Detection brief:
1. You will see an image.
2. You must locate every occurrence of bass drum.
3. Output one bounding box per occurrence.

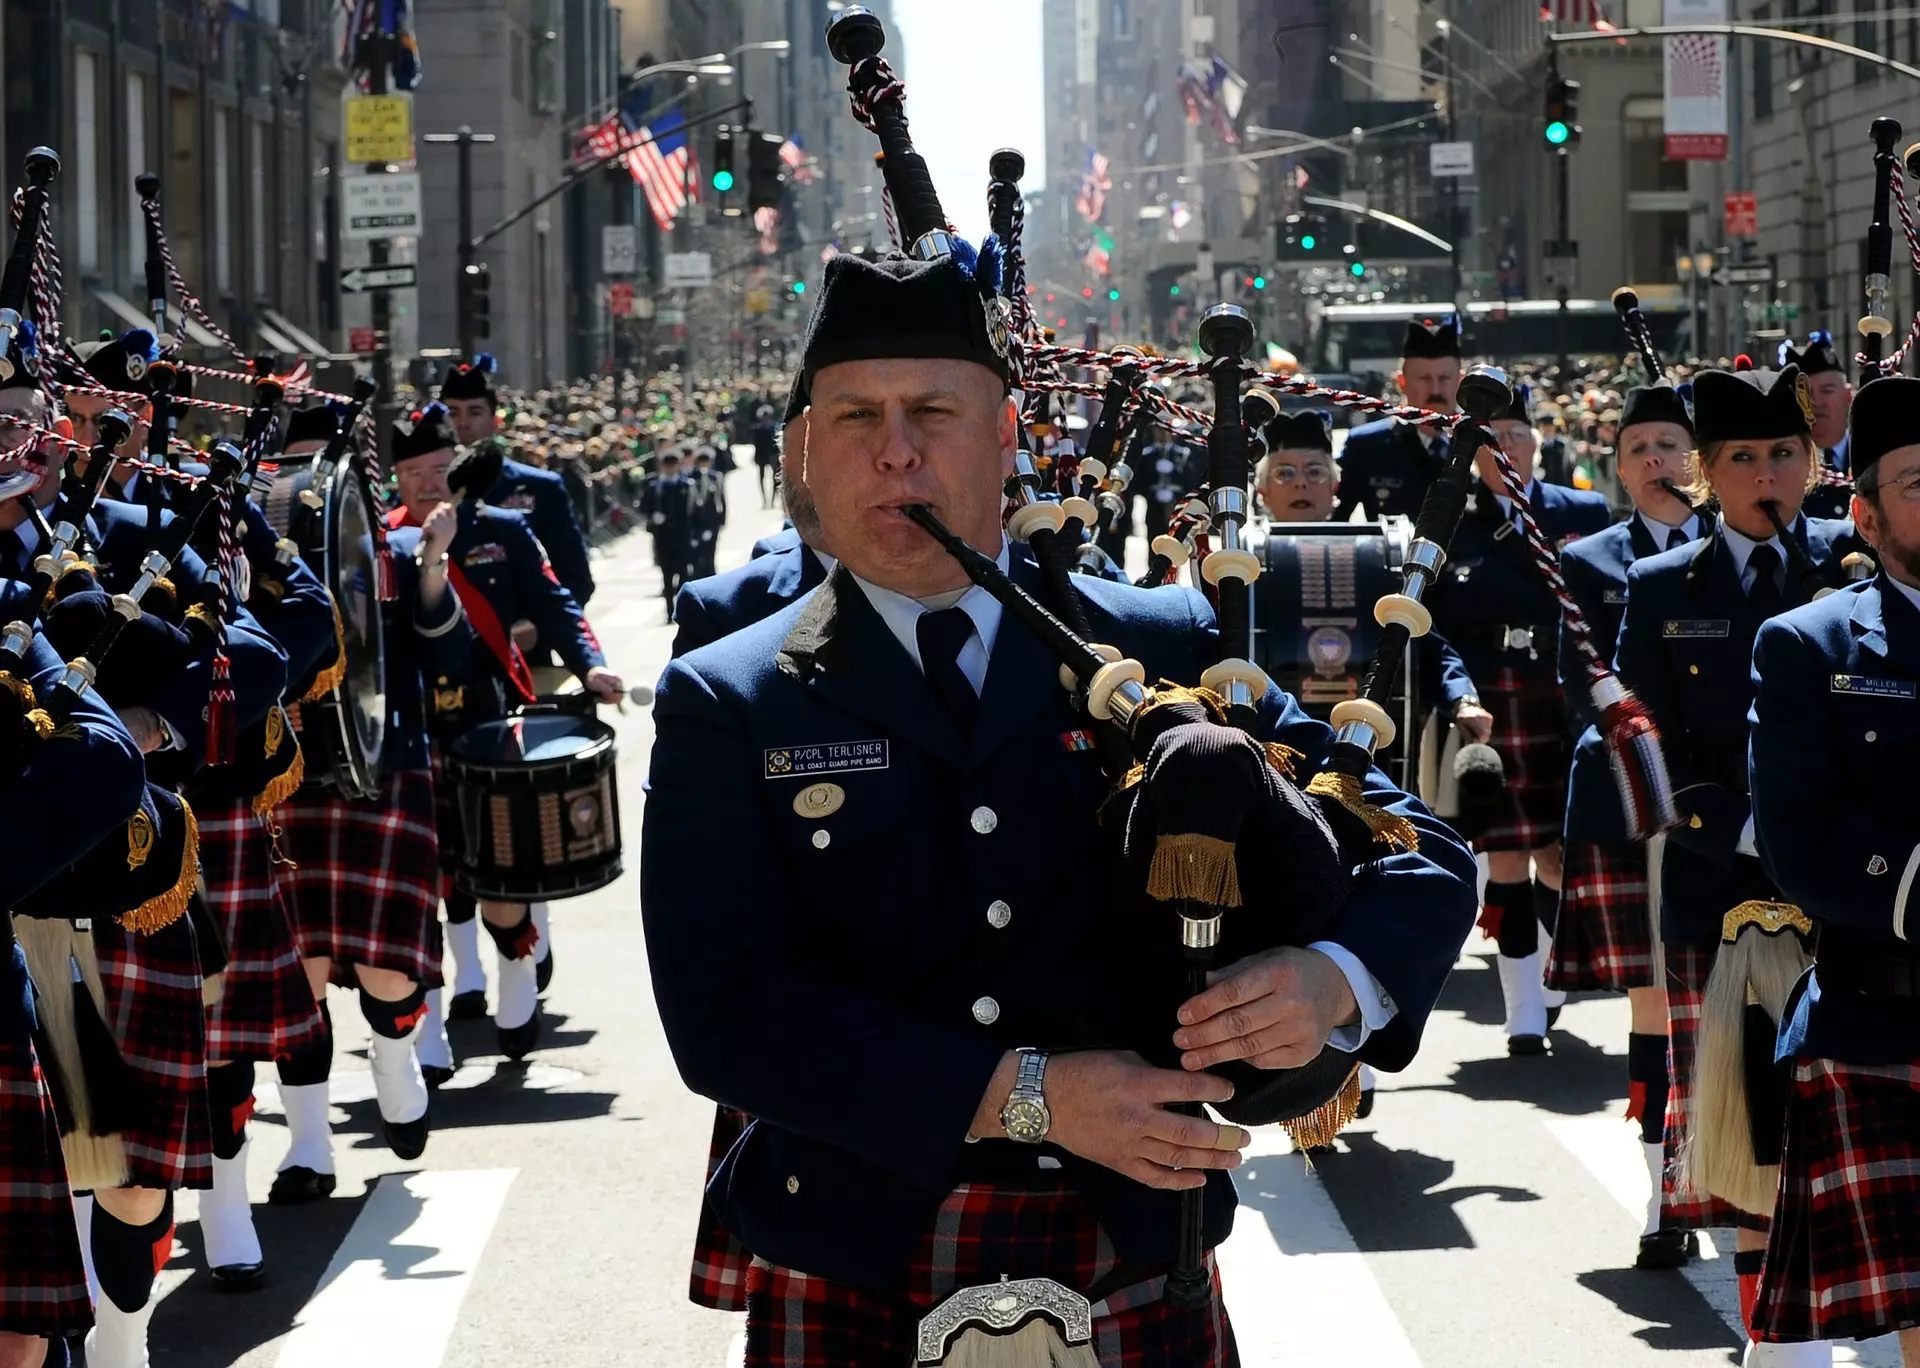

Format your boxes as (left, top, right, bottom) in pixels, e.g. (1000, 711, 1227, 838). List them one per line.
(1251, 518, 1419, 791)
(264, 457, 387, 799)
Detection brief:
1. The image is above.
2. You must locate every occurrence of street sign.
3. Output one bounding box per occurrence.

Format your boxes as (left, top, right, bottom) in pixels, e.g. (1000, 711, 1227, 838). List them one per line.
(663, 252, 713, 289)
(1542, 239, 1579, 291)
(342, 172, 423, 241)
(349, 326, 379, 354)
(345, 95, 413, 164)
(1717, 263, 1772, 286)
(1724, 192, 1759, 239)
(656, 307, 687, 326)
(609, 282, 635, 317)
(602, 225, 637, 275)
(338, 263, 419, 294)
(1429, 142, 1475, 178)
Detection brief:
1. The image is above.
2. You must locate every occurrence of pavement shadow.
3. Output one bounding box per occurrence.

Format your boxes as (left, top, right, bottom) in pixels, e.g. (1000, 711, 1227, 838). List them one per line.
(335, 1075, 618, 1148)
(1577, 1267, 1744, 1357)
(1428, 1024, 1627, 1117)
(1437, 953, 1507, 1028)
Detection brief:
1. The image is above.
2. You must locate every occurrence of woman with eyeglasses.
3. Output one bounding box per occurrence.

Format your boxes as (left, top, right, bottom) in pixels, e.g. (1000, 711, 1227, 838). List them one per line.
(1255, 412, 1340, 522)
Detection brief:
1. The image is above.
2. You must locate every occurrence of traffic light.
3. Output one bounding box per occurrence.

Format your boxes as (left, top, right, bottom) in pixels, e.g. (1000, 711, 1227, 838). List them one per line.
(1349, 260, 1367, 279)
(746, 132, 785, 212)
(712, 130, 736, 193)
(791, 279, 806, 295)
(1253, 275, 1266, 290)
(1107, 288, 1120, 301)
(1277, 212, 1333, 261)
(462, 262, 492, 339)
(1544, 73, 1582, 150)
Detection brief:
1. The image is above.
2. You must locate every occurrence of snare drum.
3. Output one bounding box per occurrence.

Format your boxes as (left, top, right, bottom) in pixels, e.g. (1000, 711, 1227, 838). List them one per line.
(444, 711, 623, 901)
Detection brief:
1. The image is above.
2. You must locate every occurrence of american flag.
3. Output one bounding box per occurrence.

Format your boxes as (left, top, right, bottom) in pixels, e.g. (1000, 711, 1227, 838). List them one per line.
(1540, 0, 1615, 28)
(1075, 149, 1111, 223)
(627, 103, 698, 231)
(779, 135, 814, 185)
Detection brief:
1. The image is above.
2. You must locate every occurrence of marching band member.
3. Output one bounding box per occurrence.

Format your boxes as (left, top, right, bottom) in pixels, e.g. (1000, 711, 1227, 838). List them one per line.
(688, 445, 727, 580)
(1428, 387, 1611, 1053)
(641, 450, 699, 612)
(1334, 318, 1466, 520)
(641, 249, 1478, 1366)
(1552, 382, 1709, 1268)
(1613, 362, 1855, 1364)
(1254, 411, 1338, 521)
(1748, 373, 1920, 1367)
(1781, 334, 1854, 521)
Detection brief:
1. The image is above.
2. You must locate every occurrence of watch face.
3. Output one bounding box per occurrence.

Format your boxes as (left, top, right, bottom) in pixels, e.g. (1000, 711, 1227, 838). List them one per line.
(1002, 1096, 1050, 1144)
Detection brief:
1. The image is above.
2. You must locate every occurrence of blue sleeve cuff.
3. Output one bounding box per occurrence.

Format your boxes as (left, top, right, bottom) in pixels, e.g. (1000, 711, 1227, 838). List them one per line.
(1307, 940, 1399, 1052)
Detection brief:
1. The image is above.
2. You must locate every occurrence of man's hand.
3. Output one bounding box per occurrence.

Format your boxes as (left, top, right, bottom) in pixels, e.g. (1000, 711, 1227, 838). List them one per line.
(510, 620, 540, 652)
(584, 665, 625, 704)
(1454, 702, 1493, 745)
(115, 705, 166, 754)
(419, 501, 457, 561)
(1173, 946, 1360, 1072)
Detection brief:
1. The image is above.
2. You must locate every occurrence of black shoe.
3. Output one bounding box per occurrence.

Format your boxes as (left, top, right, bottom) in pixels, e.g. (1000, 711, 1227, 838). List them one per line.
(1546, 1005, 1563, 1030)
(209, 1260, 266, 1291)
(422, 1063, 455, 1090)
(1355, 1087, 1376, 1119)
(1507, 1033, 1548, 1056)
(381, 1114, 430, 1162)
(535, 946, 554, 995)
(1635, 1227, 1694, 1270)
(449, 989, 488, 1021)
(267, 1166, 336, 1205)
(497, 1006, 543, 1063)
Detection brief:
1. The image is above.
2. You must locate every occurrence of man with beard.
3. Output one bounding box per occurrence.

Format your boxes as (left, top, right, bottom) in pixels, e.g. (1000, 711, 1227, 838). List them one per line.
(1783, 334, 1855, 520)
(1334, 318, 1465, 520)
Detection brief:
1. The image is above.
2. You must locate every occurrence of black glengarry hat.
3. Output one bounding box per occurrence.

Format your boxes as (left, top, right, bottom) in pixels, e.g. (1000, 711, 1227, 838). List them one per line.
(1402, 316, 1461, 360)
(392, 401, 458, 464)
(78, 328, 161, 393)
(781, 368, 807, 424)
(1266, 410, 1333, 453)
(798, 251, 1009, 404)
(1619, 383, 1694, 437)
(283, 403, 343, 449)
(1779, 331, 1844, 378)
(1691, 364, 1812, 446)
(1846, 374, 1920, 477)
(440, 354, 498, 403)
(1499, 381, 1534, 425)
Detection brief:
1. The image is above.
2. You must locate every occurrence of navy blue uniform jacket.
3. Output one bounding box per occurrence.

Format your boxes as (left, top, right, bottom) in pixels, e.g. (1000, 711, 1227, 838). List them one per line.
(1559, 513, 1711, 847)
(447, 504, 604, 684)
(751, 525, 801, 559)
(1613, 517, 1856, 947)
(490, 456, 595, 607)
(1750, 576, 1920, 1063)
(1333, 419, 1449, 521)
(380, 524, 477, 770)
(641, 560, 1479, 1286)
(672, 538, 827, 658)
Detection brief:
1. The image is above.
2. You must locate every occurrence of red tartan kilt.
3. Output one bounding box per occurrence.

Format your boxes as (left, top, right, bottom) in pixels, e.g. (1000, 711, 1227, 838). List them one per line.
(272, 769, 444, 987)
(199, 801, 324, 1063)
(427, 746, 458, 896)
(94, 914, 212, 1191)
(742, 1183, 1237, 1368)
(690, 1105, 752, 1311)
(1546, 840, 1656, 992)
(1476, 664, 1570, 854)
(1755, 1057, 1920, 1343)
(0, 945, 91, 1336)
(1662, 943, 1767, 1232)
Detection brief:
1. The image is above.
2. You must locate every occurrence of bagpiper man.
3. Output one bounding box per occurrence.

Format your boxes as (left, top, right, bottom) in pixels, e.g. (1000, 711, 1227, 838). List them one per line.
(1333, 317, 1467, 521)
(1613, 361, 1857, 1366)
(1748, 372, 1920, 1367)
(1427, 386, 1611, 1053)
(1781, 334, 1854, 521)
(641, 248, 1479, 1366)
(1552, 381, 1710, 1269)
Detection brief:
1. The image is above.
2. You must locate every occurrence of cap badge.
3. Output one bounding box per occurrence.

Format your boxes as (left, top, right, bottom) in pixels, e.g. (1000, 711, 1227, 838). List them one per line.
(1795, 372, 1815, 427)
(985, 298, 1012, 364)
(793, 782, 845, 818)
(125, 353, 148, 382)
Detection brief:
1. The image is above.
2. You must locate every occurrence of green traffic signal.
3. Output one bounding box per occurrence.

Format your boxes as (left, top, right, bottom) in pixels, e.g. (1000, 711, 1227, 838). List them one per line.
(712, 169, 736, 192)
(1253, 276, 1266, 290)
(1169, 284, 1180, 296)
(1300, 234, 1317, 250)
(1107, 288, 1120, 301)
(1349, 261, 1366, 278)
(792, 280, 806, 294)
(1544, 119, 1571, 147)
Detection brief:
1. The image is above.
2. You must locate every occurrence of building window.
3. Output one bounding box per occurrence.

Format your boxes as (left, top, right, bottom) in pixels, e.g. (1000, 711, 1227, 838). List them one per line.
(126, 71, 149, 281)
(1754, 6, 1774, 116)
(74, 51, 100, 273)
(249, 121, 268, 299)
(214, 111, 232, 294)
(1857, 0, 1878, 82)
(1624, 97, 1687, 282)
(511, 30, 526, 104)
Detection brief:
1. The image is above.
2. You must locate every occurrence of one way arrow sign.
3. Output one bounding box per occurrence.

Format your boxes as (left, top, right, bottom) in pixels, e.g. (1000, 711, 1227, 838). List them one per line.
(339, 263, 419, 294)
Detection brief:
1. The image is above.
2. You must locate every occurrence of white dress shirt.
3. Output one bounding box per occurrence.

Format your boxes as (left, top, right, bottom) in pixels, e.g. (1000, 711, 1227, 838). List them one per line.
(848, 541, 1397, 1052)
(1637, 511, 1702, 550)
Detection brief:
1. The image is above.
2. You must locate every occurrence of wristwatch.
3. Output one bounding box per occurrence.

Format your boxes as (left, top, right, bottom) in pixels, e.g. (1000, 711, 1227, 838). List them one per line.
(999, 1048, 1052, 1144)
(414, 546, 450, 576)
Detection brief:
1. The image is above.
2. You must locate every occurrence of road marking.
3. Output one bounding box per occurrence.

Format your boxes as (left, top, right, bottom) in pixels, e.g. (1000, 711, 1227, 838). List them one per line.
(1220, 1132, 1423, 1367)
(273, 1168, 518, 1368)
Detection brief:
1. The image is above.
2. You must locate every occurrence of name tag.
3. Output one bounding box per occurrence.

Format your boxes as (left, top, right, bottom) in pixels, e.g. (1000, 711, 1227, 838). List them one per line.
(1603, 589, 1628, 605)
(1663, 619, 1730, 638)
(1831, 674, 1918, 698)
(765, 740, 890, 779)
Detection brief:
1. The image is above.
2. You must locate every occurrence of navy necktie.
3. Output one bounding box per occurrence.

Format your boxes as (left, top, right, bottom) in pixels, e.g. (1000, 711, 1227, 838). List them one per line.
(1668, 527, 1689, 551)
(916, 607, 978, 736)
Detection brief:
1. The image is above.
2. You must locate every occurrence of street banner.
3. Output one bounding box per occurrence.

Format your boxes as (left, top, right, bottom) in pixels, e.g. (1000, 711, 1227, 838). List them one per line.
(1664, 0, 1728, 160)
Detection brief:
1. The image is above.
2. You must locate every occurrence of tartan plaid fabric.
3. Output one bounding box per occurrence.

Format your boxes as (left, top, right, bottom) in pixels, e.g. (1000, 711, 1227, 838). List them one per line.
(273, 769, 444, 987)
(1662, 943, 1767, 1232)
(199, 801, 324, 1063)
(1546, 840, 1656, 993)
(94, 914, 213, 1191)
(0, 946, 91, 1336)
(689, 1104, 752, 1311)
(427, 746, 459, 896)
(1475, 664, 1570, 854)
(740, 1182, 1237, 1367)
(1755, 1057, 1920, 1343)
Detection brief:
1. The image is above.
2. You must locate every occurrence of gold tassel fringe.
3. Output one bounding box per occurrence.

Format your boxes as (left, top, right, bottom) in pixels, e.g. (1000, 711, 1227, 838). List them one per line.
(1264, 742, 1303, 781)
(1283, 1064, 1364, 1152)
(118, 800, 200, 934)
(1145, 832, 1242, 907)
(301, 600, 349, 703)
(1303, 771, 1420, 852)
(23, 708, 54, 739)
(1134, 683, 1230, 727)
(0, 671, 35, 707)
(252, 739, 305, 815)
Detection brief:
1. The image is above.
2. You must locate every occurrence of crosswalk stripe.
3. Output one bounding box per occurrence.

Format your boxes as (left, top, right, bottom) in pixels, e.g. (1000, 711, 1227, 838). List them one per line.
(272, 1168, 518, 1368)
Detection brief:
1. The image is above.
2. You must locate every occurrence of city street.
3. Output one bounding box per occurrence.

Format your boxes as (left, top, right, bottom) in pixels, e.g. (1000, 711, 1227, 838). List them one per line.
(138, 463, 1902, 1368)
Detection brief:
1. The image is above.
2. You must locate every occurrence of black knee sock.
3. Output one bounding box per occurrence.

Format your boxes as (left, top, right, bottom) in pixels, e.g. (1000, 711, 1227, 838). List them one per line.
(91, 1193, 174, 1313)
(359, 983, 427, 1039)
(1487, 880, 1536, 958)
(204, 1061, 255, 1161)
(444, 888, 477, 925)
(1627, 1032, 1671, 1145)
(1533, 879, 1561, 939)
(276, 997, 332, 1088)
(482, 909, 539, 961)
